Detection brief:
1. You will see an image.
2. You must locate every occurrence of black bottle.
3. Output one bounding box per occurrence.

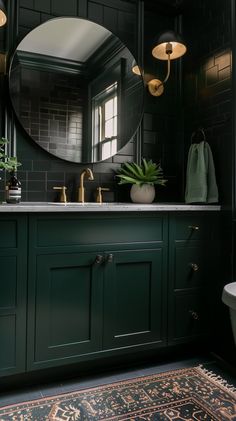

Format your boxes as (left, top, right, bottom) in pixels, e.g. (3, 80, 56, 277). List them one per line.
(6, 170, 21, 204)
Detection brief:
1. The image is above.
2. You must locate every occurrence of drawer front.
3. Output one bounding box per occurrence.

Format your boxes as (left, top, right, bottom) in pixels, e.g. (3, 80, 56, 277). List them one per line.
(31, 214, 166, 247)
(169, 292, 210, 344)
(173, 245, 208, 290)
(170, 215, 211, 241)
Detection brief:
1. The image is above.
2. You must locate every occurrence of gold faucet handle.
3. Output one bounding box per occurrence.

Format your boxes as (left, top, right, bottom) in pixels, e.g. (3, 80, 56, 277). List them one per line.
(53, 186, 67, 203)
(96, 187, 110, 203)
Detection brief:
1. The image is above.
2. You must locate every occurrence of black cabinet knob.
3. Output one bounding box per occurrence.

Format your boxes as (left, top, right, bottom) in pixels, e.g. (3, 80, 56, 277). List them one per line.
(189, 310, 199, 320)
(189, 262, 199, 271)
(106, 254, 113, 263)
(94, 254, 104, 264)
(188, 225, 200, 231)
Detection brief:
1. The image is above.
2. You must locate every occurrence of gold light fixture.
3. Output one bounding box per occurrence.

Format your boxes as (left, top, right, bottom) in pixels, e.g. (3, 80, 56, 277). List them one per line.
(0, 0, 7, 27)
(148, 30, 187, 96)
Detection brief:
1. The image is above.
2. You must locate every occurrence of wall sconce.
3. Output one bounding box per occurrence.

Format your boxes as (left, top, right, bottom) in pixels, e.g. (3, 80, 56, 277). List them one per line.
(132, 30, 187, 97)
(148, 30, 187, 96)
(0, 0, 7, 27)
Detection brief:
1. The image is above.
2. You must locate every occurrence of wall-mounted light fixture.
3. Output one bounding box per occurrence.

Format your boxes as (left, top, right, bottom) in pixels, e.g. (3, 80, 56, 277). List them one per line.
(148, 30, 187, 96)
(132, 30, 187, 97)
(0, 0, 7, 27)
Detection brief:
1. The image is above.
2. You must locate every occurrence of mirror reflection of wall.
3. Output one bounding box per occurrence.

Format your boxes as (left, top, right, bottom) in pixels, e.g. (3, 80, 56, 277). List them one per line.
(9, 17, 144, 164)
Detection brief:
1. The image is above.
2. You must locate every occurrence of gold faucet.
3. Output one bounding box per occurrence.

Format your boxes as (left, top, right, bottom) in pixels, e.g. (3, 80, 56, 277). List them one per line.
(53, 186, 67, 203)
(78, 168, 94, 202)
(96, 187, 110, 204)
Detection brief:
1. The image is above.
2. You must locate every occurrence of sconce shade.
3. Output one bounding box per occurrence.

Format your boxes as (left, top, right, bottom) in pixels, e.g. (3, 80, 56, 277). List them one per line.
(152, 30, 186, 60)
(0, 0, 7, 27)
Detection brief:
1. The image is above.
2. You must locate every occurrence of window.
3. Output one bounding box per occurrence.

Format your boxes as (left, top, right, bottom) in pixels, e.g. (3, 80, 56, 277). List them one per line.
(92, 82, 118, 161)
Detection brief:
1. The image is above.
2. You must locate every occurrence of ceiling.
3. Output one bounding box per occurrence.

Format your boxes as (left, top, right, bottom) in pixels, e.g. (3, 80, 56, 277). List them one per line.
(18, 18, 111, 62)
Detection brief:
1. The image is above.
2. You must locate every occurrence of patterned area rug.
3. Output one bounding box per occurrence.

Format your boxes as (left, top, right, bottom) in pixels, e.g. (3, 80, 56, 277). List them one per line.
(0, 366, 236, 420)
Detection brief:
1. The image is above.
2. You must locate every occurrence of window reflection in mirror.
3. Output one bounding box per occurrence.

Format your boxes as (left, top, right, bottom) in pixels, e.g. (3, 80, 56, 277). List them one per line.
(92, 82, 118, 161)
(9, 17, 144, 164)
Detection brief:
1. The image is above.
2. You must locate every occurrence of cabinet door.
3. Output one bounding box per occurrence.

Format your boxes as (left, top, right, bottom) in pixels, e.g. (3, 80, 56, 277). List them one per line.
(103, 249, 166, 349)
(0, 215, 27, 377)
(28, 252, 103, 369)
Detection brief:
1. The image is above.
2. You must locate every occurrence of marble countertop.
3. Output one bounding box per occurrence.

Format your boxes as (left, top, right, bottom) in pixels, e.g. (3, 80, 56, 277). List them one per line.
(0, 202, 221, 212)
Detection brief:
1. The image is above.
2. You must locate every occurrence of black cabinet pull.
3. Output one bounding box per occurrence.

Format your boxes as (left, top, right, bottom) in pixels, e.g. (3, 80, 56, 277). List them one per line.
(189, 262, 199, 271)
(94, 254, 104, 264)
(188, 225, 199, 231)
(189, 310, 199, 320)
(106, 254, 113, 263)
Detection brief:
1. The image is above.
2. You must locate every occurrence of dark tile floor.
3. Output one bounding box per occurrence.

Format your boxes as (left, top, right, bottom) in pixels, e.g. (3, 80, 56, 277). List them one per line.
(0, 353, 235, 409)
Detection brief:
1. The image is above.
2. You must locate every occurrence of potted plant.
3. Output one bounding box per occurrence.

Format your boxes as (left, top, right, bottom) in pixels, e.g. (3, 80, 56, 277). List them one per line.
(116, 158, 167, 203)
(0, 137, 21, 172)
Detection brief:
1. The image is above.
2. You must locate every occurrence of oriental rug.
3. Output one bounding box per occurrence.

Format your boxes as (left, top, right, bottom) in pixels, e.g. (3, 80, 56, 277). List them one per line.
(0, 365, 236, 420)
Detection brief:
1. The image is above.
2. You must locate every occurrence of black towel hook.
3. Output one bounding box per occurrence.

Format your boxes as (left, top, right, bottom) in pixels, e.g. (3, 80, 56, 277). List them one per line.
(191, 127, 206, 144)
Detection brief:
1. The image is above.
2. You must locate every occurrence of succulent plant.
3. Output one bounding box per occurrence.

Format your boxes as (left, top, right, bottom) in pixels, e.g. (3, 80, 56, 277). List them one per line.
(116, 158, 167, 186)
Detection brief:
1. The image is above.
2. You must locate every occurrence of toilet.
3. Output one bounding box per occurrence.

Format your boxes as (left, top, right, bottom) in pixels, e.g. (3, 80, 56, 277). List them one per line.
(222, 282, 236, 345)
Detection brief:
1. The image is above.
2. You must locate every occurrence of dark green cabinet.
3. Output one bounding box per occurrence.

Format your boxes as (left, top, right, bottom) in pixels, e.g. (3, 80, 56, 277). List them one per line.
(168, 214, 218, 345)
(27, 213, 167, 370)
(0, 211, 219, 378)
(0, 215, 27, 377)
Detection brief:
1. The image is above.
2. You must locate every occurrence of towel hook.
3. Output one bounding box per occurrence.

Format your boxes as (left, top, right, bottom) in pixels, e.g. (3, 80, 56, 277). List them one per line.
(191, 127, 206, 144)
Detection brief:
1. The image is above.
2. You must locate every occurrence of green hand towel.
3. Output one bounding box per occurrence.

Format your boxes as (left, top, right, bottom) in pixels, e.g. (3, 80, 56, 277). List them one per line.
(185, 141, 207, 203)
(185, 141, 219, 203)
(204, 142, 219, 203)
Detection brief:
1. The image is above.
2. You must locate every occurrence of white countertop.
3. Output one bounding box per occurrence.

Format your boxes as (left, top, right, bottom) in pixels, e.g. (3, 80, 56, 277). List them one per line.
(0, 202, 221, 212)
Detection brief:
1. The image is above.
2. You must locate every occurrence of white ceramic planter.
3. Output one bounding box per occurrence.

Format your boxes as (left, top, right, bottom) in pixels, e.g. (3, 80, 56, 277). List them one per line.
(130, 184, 155, 204)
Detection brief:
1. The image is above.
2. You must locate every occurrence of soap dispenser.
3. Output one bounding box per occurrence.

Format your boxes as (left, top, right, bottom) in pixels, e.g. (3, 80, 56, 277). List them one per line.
(5, 169, 21, 203)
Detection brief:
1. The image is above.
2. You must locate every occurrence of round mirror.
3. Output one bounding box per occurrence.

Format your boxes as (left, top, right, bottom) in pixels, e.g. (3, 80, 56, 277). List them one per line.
(9, 17, 144, 163)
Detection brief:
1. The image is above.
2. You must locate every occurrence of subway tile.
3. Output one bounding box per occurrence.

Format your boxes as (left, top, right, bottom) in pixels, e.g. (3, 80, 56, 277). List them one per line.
(19, 0, 34, 8)
(206, 66, 218, 86)
(143, 131, 157, 145)
(219, 66, 231, 81)
(215, 51, 231, 70)
(88, 1, 103, 23)
(51, 0, 78, 16)
(104, 6, 118, 32)
(28, 191, 47, 202)
(47, 172, 65, 182)
(35, 0, 51, 13)
(33, 160, 53, 172)
(27, 171, 46, 181)
(143, 114, 153, 131)
(20, 160, 33, 172)
(19, 8, 41, 28)
(27, 180, 47, 192)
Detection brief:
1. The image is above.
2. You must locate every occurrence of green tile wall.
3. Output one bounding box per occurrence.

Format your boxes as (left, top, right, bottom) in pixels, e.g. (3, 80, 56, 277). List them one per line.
(2, 0, 231, 205)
